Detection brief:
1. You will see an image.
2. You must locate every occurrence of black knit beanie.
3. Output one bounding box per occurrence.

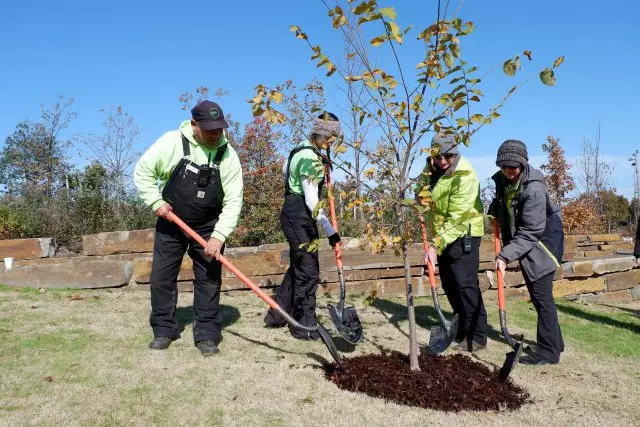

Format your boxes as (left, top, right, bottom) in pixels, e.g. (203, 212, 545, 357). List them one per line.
(496, 139, 528, 168)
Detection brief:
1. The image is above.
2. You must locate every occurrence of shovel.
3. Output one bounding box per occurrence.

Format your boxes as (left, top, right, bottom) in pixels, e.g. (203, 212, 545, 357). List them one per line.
(493, 220, 523, 381)
(419, 219, 459, 354)
(324, 163, 363, 345)
(167, 211, 343, 368)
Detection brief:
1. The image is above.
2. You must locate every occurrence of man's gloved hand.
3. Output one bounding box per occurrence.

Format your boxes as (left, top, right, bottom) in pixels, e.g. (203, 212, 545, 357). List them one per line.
(328, 232, 341, 248)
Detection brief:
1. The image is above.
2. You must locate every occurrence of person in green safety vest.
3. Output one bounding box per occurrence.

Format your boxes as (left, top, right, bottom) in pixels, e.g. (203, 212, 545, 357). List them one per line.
(264, 111, 342, 340)
(417, 133, 488, 352)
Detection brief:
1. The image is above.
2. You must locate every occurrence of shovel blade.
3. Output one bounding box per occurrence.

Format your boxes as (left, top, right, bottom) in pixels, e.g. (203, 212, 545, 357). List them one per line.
(498, 342, 523, 382)
(328, 304, 364, 345)
(428, 313, 459, 354)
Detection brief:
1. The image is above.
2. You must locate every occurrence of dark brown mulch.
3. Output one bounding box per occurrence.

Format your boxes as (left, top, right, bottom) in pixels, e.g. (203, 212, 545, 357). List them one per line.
(326, 352, 530, 412)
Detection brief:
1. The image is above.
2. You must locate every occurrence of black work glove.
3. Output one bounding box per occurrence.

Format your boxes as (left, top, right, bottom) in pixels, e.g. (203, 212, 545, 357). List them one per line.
(328, 232, 341, 248)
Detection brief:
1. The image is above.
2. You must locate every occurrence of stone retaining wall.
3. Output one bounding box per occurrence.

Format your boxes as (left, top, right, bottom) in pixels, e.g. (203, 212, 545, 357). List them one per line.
(1, 230, 638, 303)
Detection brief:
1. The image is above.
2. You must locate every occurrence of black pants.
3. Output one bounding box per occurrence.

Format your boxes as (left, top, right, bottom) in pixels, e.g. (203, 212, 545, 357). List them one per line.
(265, 194, 320, 338)
(523, 270, 564, 362)
(437, 236, 488, 345)
(149, 218, 223, 344)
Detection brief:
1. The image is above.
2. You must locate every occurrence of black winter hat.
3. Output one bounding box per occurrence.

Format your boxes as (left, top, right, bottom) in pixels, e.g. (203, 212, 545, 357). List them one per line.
(496, 139, 528, 168)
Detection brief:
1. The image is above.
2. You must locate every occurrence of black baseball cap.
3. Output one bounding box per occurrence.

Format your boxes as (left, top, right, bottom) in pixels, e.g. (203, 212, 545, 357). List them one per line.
(191, 100, 229, 130)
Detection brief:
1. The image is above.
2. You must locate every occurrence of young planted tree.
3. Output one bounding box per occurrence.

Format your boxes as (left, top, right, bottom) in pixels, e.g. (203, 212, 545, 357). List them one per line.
(250, 0, 561, 370)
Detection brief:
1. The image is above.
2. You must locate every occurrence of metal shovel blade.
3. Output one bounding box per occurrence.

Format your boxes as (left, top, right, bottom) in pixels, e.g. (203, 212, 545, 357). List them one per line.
(328, 305, 363, 345)
(498, 336, 523, 382)
(428, 313, 459, 354)
(328, 302, 363, 345)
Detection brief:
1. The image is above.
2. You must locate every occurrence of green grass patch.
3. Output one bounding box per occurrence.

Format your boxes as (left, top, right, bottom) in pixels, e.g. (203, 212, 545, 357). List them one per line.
(500, 298, 640, 359)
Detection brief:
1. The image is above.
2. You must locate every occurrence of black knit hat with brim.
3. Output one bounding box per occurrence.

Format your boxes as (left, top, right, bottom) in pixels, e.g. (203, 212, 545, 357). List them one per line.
(496, 139, 528, 168)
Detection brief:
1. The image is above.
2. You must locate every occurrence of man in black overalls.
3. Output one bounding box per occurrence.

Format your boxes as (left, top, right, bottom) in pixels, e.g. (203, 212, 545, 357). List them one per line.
(134, 101, 243, 356)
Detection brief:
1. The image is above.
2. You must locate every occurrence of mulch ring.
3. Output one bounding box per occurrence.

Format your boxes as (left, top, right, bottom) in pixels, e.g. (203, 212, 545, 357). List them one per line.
(326, 352, 530, 412)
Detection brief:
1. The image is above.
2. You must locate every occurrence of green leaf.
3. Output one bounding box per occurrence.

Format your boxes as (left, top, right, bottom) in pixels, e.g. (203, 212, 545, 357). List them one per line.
(363, 290, 377, 306)
(503, 59, 516, 77)
(553, 55, 565, 68)
(470, 114, 483, 123)
(370, 36, 386, 47)
(379, 6, 396, 20)
(443, 53, 454, 68)
(353, 0, 374, 15)
(540, 68, 556, 86)
(450, 43, 461, 58)
(326, 62, 337, 76)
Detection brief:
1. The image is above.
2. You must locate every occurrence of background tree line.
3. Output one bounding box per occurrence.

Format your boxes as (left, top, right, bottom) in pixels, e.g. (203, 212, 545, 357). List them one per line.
(0, 92, 635, 251)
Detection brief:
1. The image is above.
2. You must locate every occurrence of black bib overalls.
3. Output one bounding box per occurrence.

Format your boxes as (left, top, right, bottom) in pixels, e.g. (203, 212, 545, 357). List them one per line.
(264, 146, 325, 339)
(149, 136, 227, 344)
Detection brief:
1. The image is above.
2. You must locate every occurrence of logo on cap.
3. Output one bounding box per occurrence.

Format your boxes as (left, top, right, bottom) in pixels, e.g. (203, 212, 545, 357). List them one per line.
(209, 108, 220, 119)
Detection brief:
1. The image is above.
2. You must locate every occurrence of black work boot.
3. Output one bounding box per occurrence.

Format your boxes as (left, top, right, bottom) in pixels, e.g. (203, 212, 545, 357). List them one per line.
(264, 309, 287, 328)
(196, 340, 220, 356)
(149, 335, 180, 350)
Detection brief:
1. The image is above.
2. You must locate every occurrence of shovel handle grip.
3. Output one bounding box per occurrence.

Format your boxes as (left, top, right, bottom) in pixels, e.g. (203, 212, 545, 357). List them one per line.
(324, 163, 343, 270)
(493, 220, 506, 311)
(166, 211, 280, 311)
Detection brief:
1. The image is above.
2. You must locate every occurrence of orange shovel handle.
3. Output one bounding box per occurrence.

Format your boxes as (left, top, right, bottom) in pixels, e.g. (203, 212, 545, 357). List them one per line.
(493, 220, 506, 311)
(419, 218, 437, 290)
(324, 163, 343, 270)
(166, 211, 279, 311)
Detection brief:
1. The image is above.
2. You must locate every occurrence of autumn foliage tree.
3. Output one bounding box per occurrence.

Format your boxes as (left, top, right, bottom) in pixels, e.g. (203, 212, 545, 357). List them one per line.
(540, 135, 575, 207)
(229, 117, 286, 246)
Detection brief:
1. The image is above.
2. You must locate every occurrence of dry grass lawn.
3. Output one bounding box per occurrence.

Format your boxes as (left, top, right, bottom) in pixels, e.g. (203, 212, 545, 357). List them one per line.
(0, 284, 639, 426)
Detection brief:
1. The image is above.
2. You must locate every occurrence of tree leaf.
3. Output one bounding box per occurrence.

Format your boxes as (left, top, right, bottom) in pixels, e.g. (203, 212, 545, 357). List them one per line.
(379, 7, 397, 20)
(503, 59, 516, 77)
(523, 50, 532, 60)
(540, 68, 556, 86)
(450, 43, 461, 58)
(345, 75, 363, 82)
(443, 53, 454, 68)
(470, 114, 483, 123)
(326, 62, 337, 77)
(370, 36, 385, 47)
(353, 0, 374, 15)
(270, 91, 283, 104)
(333, 144, 347, 154)
(553, 55, 565, 68)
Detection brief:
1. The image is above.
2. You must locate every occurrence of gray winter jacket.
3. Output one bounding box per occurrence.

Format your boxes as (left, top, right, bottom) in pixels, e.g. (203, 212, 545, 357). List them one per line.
(489, 164, 564, 282)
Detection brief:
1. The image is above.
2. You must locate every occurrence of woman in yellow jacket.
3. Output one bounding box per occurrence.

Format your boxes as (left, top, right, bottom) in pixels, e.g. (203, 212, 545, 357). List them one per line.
(417, 133, 487, 352)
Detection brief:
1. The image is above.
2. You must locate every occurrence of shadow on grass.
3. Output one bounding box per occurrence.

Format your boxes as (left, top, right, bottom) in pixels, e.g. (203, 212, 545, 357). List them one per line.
(176, 304, 241, 332)
(369, 297, 514, 347)
(557, 302, 640, 334)
(601, 305, 640, 318)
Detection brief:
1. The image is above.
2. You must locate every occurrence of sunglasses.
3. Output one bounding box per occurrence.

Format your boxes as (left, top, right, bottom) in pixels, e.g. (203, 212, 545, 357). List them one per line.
(434, 153, 455, 161)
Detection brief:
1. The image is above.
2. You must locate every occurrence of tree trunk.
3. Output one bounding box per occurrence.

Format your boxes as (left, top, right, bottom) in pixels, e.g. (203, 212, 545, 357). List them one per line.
(398, 201, 419, 371)
(403, 242, 419, 371)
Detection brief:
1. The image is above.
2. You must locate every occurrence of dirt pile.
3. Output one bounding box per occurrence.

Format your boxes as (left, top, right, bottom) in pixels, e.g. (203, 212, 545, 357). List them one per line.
(326, 352, 529, 412)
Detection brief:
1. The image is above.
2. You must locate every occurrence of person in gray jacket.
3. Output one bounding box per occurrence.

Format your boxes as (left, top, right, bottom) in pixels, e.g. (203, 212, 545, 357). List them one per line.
(489, 140, 564, 365)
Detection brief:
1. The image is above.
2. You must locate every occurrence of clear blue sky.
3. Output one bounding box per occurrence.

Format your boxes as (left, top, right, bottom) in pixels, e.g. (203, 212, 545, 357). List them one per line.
(1, 0, 639, 197)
